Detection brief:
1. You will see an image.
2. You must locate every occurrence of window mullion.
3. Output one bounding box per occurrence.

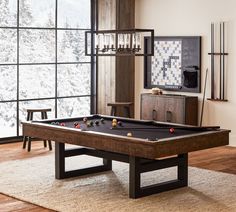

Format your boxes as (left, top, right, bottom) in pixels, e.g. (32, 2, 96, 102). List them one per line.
(16, 0, 20, 136)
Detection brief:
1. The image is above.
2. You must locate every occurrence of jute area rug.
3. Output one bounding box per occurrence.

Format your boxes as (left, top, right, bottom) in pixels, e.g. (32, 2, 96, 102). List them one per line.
(0, 152, 236, 212)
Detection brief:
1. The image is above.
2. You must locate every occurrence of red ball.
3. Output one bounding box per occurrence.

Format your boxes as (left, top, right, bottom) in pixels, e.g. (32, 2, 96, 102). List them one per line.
(60, 123, 65, 127)
(169, 128, 175, 134)
(75, 124, 80, 129)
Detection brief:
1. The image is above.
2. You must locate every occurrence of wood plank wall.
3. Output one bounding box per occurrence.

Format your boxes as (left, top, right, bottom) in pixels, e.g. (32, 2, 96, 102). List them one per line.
(97, 0, 116, 115)
(115, 0, 135, 117)
(97, 0, 135, 117)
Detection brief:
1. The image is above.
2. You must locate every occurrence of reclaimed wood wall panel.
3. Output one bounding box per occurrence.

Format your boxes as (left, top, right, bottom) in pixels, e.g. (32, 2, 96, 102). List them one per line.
(97, 0, 135, 117)
(97, 0, 116, 115)
(115, 0, 135, 117)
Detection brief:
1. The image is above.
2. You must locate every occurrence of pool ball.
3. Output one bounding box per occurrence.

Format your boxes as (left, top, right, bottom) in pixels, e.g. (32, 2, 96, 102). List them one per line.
(117, 121, 122, 126)
(112, 122, 117, 127)
(60, 123, 65, 126)
(51, 122, 56, 125)
(75, 124, 80, 129)
(127, 132, 132, 137)
(86, 122, 91, 127)
(112, 119, 117, 123)
(101, 118, 105, 123)
(55, 122, 60, 125)
(74, 122, 79, 127)
(95, 120, 99, 125)
(83, 117, 88, 123)
(90, 121, 94, 126)
(169, 128, 175, 134)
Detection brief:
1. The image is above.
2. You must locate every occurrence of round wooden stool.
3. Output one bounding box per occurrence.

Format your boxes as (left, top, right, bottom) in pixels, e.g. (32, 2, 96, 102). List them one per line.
(23, 108, 52, 152)
(107, 102, 133, 118)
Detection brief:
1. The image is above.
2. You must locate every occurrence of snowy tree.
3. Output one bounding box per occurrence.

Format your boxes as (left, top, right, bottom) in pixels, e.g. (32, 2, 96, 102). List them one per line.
(0, 0, 16, 26)
(0, 29, 17, 64)
(46, 11, 54, 28)
(19, 0, 33, 26)
(73, 27, 86, 62)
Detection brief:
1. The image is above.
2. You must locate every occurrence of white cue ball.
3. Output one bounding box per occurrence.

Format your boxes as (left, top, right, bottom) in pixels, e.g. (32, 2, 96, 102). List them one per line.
(127, 132, 132, 137)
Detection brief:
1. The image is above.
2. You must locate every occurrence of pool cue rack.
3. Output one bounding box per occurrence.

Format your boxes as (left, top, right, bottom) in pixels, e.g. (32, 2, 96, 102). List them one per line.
(207, 22, 228, 102)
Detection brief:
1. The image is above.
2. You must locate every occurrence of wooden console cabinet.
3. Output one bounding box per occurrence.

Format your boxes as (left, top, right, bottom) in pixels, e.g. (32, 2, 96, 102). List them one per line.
(140, 94, 198, 125)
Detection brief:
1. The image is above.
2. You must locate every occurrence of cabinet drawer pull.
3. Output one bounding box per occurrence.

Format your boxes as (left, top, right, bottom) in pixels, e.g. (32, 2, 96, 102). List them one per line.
(152, 109, 157, 120)
(166, 111, 172, 122)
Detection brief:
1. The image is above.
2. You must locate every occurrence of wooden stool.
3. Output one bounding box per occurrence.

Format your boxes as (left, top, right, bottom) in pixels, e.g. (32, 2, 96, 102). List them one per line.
(23, 108, 52, 152)
(107, 102, 133, 118)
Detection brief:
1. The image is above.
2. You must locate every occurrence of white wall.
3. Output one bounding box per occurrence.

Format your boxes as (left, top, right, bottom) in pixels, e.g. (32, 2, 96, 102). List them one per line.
(135, 0, 236, 146)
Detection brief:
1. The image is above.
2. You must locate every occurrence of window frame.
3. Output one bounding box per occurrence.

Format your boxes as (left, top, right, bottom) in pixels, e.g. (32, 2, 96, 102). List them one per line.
(0, 0, 95, 142)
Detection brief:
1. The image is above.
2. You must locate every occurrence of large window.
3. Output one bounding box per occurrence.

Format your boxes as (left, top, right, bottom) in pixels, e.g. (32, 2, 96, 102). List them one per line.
(0, 0, 92, 139)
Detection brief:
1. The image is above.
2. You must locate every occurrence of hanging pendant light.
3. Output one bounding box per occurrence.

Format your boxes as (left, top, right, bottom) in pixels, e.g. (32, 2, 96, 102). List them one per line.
(85, 28, 154, 56)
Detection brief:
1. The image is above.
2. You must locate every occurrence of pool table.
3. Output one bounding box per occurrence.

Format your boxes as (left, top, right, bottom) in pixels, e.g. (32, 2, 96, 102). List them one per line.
(22, 114, 230, 198)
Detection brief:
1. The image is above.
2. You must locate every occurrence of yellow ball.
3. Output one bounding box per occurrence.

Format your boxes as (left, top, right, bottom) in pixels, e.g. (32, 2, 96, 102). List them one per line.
(127, 132, 132, 137)
(112, 122, 117, 127)
(112, 119, 117, 123)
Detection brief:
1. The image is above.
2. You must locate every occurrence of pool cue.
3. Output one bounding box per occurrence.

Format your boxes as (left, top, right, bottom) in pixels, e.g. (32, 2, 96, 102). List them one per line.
(111, 125, 220, 131)
(200, 68, 208, 126)
(211, 23, 215, 99)
(220, 22, 222, 99)
(222, 22, 225, 100)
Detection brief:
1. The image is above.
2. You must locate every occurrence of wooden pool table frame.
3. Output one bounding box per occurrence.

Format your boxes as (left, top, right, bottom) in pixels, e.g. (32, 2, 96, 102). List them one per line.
(22, 114, 230, 198)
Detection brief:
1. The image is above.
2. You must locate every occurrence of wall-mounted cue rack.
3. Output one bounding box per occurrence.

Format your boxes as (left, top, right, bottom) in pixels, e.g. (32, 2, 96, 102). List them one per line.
(208, 22, 228, 102)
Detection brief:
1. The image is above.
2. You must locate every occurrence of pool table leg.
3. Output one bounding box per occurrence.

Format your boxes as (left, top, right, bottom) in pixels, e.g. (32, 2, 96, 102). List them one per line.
(103, 158, 112, 170)
(55, 142, 65, 179)
(55, 142, 112, 179)
(177, 153, 188, 186)
(129, 154, 188, 198)
(129, 156, 141, 198)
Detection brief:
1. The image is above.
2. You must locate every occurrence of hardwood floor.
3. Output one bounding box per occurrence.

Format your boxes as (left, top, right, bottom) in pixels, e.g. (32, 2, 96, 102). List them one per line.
(0, 141, 55, 212)
(0, 141, 236, 212)
(189, 146, 236, 174)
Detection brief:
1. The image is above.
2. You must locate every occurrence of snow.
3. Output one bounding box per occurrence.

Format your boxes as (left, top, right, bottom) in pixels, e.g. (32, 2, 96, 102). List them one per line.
(0, 29, 17, 64)
(58, 30, 90, 63)
(19, 29, 55, 63)
(57, 97, 90, 118)
(58, 0, 90, 28)
(19, 0, 55, 27)
(19, 65, 55, 99)
(0, 0, 17, 27)
(57, 64, 91, 97)
(0, 102, 17, 137)
(0, 66, 17, 101)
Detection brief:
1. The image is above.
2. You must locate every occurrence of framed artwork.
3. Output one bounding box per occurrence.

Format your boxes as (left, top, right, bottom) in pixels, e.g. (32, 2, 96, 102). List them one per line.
(144, 36, 201, 93)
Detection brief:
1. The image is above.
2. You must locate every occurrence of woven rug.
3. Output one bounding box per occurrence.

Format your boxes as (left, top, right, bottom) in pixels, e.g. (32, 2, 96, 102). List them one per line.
(0, 153, 236, 212)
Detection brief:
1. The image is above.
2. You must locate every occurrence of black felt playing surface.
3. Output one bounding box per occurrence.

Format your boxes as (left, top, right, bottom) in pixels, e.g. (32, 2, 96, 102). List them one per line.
(41, 115, 205, 141)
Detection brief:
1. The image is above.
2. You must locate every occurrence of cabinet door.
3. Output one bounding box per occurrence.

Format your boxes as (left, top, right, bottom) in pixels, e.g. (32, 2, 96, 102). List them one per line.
(141, 95, 156, 120)
(165, 98, 185, 124)
(155, 97, 166, 122)
(141, 95, 166, 121)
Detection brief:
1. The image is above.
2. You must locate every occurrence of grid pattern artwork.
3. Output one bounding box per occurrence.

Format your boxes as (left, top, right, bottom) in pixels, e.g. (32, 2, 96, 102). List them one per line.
(151, 40, 182, 87)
